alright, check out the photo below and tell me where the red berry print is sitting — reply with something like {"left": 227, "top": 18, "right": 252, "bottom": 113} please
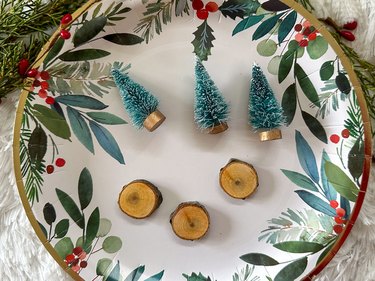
{"left": 45, "top": 96, "right": 55, "bottom": 105}
{"left": 61, "top": 14, "right": 73, "bottom": 25}
{"left": 33, "top": 79, "right": 41, "bottom": 87}
{"left": 334, "top": 216, "right": 344, "bottom": 224}
{"left": 55, "top": 157, "right": 66, "bottom": 167}
{"left": 302, "top": 20, "right": 311, "bottom": 28}
{"left": 65, "top": 254, "right": 75, "bottom": 264}
{"left": 333, "top": 224, "right": 343, "bottom": 234}
{"left": 192, "top": 0, "right": 204, "bottom": 10}
{"left": 308, "top": 32, "right": 317, "bottom": 41}
{"left": 294, "top": 23, "right": 303, "bottom": 32}
{"left": 329, "top": 200, "right": 339, "bottom": 209}
{"left": 205, "top": 1, "right": 219, "bottom": 12}
{"left": 343, "top": 21, "right": 358, "bottom": 30}
{"left": 78, "top": 251, "right": 87, "bottom": 260}
{"left": 71, "top": 265, "right": 80, "bottom": 272}
{"left": 196, "top": 8, "right": 209, "bottom": 20}
{"left": 336, "top": 207, "right": 346, "bottom": 217}
{"left": 339, "top": 30, "right": 355, "bottom": 41}
{"left": 330, "top": 134, "right": 340, "bottom": 144}
{"left": 40, "top": 71, "right": 50, "bottom": 81}
{"left": 299, "top": 39, "right": 309, "bottom": 47}
{"left": 295, "top": 33, "right": 304, "bottom": 42}
{"left": 60, "top": 29, "right": 71, "bottom": 40}
{"left": 80, "top": 261, "right": 88, "bottom": 268}
{"left": 38, "top": 89, "right": 48, "bottom": 98}
{"left": 341, "top": 128, "right": 350, "bottom": 138}
{"left": 73, "top": 246, "right": 83, "bottom": 255}
{"left": 18, "top": 59, "right": 30, "bottom": 76}
{"left": 302, "top": 27, "right": 312, "bottom": 36}
{"left": 40, "top": 81, "right": 49, "bottom": 90}
{"left": 27, "top": 68, "right": 39, "bottom": 78}
{"left": 46, "top": 165, "right": 54, "bottom": 174}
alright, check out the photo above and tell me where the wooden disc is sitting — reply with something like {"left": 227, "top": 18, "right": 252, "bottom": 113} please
{"left": 118, "top": 180, "right": 162, "bottom": 219}
{"left": 170, "top": 202, "right": 210, "bottom": 240}
{"left": 143, "top": 110, "right": 166, "bottom": 132}
{"left": 259, "top": 128, "right": 282, "bottom": 141}
{"left": 219, "top": 159, "right": 259, "bottom": 199}
{"left": 208, "top": 122, "right": 228, "bottom": 134}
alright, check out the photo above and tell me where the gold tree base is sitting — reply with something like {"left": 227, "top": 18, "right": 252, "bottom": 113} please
{"left": 208, "top": 122, "right": 228, "bottom": 134}
{"left": 143, "top": 110, "right": 166, "bottom": 132}
{"left": 259, "top": 128, "right": 282, "bottom": 141}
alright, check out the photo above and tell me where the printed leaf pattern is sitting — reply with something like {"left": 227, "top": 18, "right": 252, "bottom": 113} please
{"left": 219, "top": 0, "right": 260, "bottom": 20}
{"left": 192, "top": 20, "right": 215, "bottom": 61}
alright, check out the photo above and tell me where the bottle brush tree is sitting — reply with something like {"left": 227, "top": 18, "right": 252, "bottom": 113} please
{"left": 194, "top": 59, "right": 229, "bottom": 134}
{"left": 111, "top": 67, "right": 165, "bottom": 132}
{"left": 249, "top": 63, "right": 285, "bottom": 141}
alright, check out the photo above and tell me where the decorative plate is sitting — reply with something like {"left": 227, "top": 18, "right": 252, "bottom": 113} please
{"left": 13, "top": 0, "right": 372, "bottom": 280}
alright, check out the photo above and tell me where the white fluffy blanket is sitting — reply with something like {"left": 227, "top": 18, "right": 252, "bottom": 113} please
{"left": 1, "top": 1, "right": 375, "bottom": 280}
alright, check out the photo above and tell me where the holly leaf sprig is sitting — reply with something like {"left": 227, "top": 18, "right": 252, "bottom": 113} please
{"left": 191, "top": 20, "right": 215, "bottom": 61}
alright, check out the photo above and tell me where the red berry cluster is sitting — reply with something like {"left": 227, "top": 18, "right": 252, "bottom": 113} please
{"left": 28, "top": 68, "right": 56, "bottom": 105}
{"left": 192, "top": 0, "right": 219, "bottom": 20}
{"left": 294, "top": 20, "right": 318, "bottom": 47}
{"left": 46, "top": 158, "right": 66, "bottom": 174}
{"left": 338, "top": 21, "right": 357, "bottom": 42}
{"left": 329, "top": 128, "right": 350, "bottom": 144}
{"left": 60, "top": 14, "right": 73, "bottom": 40}
{"left": 64, "top": 246, "right": 88, "bottom": 272}
{"left": 329, "top": 200, "right": 346, "bottom": 234}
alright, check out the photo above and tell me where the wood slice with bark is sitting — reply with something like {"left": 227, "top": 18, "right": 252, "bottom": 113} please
{"left": 219, "top": 159, "right": 259, "bottom": 199}
{"left": 170, "top": 201, "right": 210, "bottom": 240}
{"left": 118, "top": 180, "right": 162, "bottom": 219}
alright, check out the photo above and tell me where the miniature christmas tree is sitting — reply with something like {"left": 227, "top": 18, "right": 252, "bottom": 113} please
{"left": 249, "top": 63, "right": 285, "bottom": 141}
{"left": 194, "top": 59, "right": 229, "bottom": 134}
{"left": 111, "top": 68, "right": 165, "bottom": 132}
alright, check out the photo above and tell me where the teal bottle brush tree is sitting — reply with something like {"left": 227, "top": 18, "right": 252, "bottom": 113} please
{"left": 249, "top": 63, "right": 285, "bottom": 141}
{"left": 111, "top": 67, "right": 165, "bottom": 132}
{"left": 194, "top": 59, "right": 229, "bottom": 134}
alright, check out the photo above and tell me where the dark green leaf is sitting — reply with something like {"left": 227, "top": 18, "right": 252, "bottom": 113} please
{"left": 103, "top": 33, "right": 144, "bottom": 45}
{"left": 106, "top": 261, "right": 120, "bottom": 281}
{"left": 182, "top": 272, "right": 211, "bottom": 281}
{"left": 56, "top": 188, "right": 84, "bottom": 229}
{"left": 278, "top": 49, "right": 295, "bottom": 83}
{"left": 261, "top": 0, "right": 290, "bottom": 11}
{"left": 144, "top": 271, "right": 164, "bottom": 281}
{"left": 306, "top": 36, "right": 328, "bottom": 60}
{"left": 78, "top": 167, "right": 93, "bottom": 210}
{"left": 274, "top": 257, "right": 307, "bottom": 281}
{"left": 295, "top": 130, "right": 319, "bottom": 184}
{"left": 278, "top": 11, "right": 297, "bottom": 44}
{"left": 33, "top": 104, "right": 71, "bottom": 140}
{"left": 124, "top": 265, "right": 145, "bottom": 281}
{"left": 43, "top": 203, "right": 56, "bottom": 225}
{"left": 54, "top": 237, "right": 74, "bottom": 259}
{"left": 85, "top": 207, "right": 100, "bottom": 248}
{"left": 301, "top": 111, "right": 328, "bottom": 143}
{"left": 55, "top": 219, "right": 69, "bottom": 238}
{"left": 281, "top": 169, "right": 319, "bottom": 192}
{"left": 348, "top": 137, "right": 364, "bottom": 181}
{"left": 336, "top": 73, "right": 351, "bottom": 94}
{"left": 44, "top": 38, "right": 64, "bottom": 68}
{"left": 324, "top": 161, "right": 359, "bottom": 202}
{"left": 317, "top": 241, "right": 335, "bottom": 265}
{"left": 295, "top": 190, "right": 336, "bottom": 216}
{"left": 59, "top": 49, "right": 111, "bottom": 61}
{"left": 55, "top": 95, "right": 108, "bottom": 110}
{"left": 240, "top": 253, "right": 279, "bottom": 266}
{"left": 232, "top": 15, "right": 264, "bottom": 36}
{"left": 320, "top": 61, "right": 334, "bottom": 81}
{"left": 252, "top": 13, "right": 284, "bottom": 41}
{"left": 295, "top": 63, "right": 320, "bottom": 107}
{"left": 89, "top": 121, "right": 125, "bottom": 164}
{"left": 87, "top": 112, "right": 127, "bottom": 125}
{"left": 67, "top": 107, "right": 94, "bottom": 153}
{"left": 73, "top": 16, "right": 107, "bottom": 47}
{"left": 192, "top": 20, "right": 215, "bottom": 61}
{"left": 274, "top": 241, "right": 324, "bottom": 253}
{"left": 321, "top": 150, "right": 337, "bottom": 201}
{"left": 92, "top": 3, "right": 103, "bottom": 18}
{"left": 340, "top": 196, "right": 351, "bottom": 220}
{"left": 219, "top": 0, "right": 260, "bottom": 20}
{"left": 28, "top": 126, "right": 47, "bottom": 163}
{"left": 281, "top": 83, "right": 297, "bottom": 125}
{"left": 38, "top": 222, "right": 48, "bottom": 239}
{"left": 118, "top": 7, "right": 132, "bottom": 14}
